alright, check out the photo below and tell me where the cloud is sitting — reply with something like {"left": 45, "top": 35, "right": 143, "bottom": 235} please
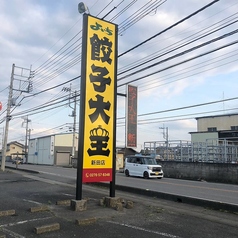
{"left": 0, "top": 0, "right": 238, "bottom": 150}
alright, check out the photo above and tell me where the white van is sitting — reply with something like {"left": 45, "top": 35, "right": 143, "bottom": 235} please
{"left": 124, "top": 155, "right": 163, "bottom": 179}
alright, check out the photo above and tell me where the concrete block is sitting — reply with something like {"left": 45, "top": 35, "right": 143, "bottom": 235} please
{"left": 99, "top": 197, "right": 105, "bottom": 206}
{"left": 104, "top": 197, "right": 122, "bottom": 208}
{"left": 115, "top": 202, "right": 124, "bottom": 211}
{"left": 29, "top": 206, "right": 49, "bottom": 213}
{"left": 56, "top": 200, "right": 71, "bottom": 206}
{"left": 126, "top": 201, "right": 134, "bottom": 209}
{"left": 34, "top": 223, "right": 60, "bottom": 234}
{"left": 71, "top": 199, "right": 87, "bottom": 211}
{"left": 75, "top": 217, "right": 97, "bottom": 225}
{"left": 0, "top": 209, "right": 15, "bottom": 217}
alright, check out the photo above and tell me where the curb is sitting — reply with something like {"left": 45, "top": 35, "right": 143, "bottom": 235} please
{"left": 29, "top": 206, "right": 49, "bottom": 213}
{"left": 6, "top": 166, "right": 39, "bottom": 174}
{"left": 75, "top": 217, "right": 97, "bottom": 225}
{"left": 34, "top": 223, "right": 60, "bottom": 234}
{"left": 0, "top": 210, "right": 15, "bottom": 217}
{"left": 56, "top": 200, "right": 71, "bottom": 206}
{"left": 91, "top": 182, "right": 238, "bottom": 213}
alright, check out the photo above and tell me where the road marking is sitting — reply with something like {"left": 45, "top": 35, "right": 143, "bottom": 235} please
{"left": 61, "top": 193, "right": 74, "bottom": 197}
{"left": 22, "top": 199, "right": 42, "bottom": 205}
{"left": 38, "top": 170, "right": 75, "bottom": 179}
{"left": 155, "top": 180, "right": 238, "bottom": 193}
{"left": 23, "top": 174, "right": 75, "bottom": 187}
{"left": 0, "top": 217, "right": 52, "bottom": 228}
{"left": 108, "top": 221, "right": 181, "bottom": 238}
{"left": 0, "top": 217, "right": 53, "bottom": 237}
{"left": 0, "top": 218, "right": 53, "bottom": 238}
{"left": 1, "top": 227, "right": 25, "bottom": 238}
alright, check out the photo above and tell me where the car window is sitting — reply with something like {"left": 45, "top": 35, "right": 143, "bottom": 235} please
{"left": 127, "top": 157, "right": 157, "bottom": 165}
{"left": 126, "top": 157, "right": 132, "bottom": 163}
{"left": 143, "top": 157, "right": 157, "bottom": 165}
{"left": 136, "top": 157, "right": 142, "bottom": 164}
{"left": 131, "top": 157, "right": 137, "bottom": 163}
{"left": 126, "top": 157, "right": 136, "bottom": 163}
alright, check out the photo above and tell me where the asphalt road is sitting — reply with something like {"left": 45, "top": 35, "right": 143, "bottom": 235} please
{"left": 1, "top": 169, "right": 238, "bottom": 238}
{"left": 5, "top": 162, "right": 238, "bottom": 206}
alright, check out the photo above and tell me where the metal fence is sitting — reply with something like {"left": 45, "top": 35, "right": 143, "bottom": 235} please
{"left": 143, "top": 139, "right": 238, "bottom": 163}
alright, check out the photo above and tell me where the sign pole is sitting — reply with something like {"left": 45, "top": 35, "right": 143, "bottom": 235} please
{"left": 76, "top": 14, "right": 88, "bottom": 200}
{"left": 110, "top": 24, "right": 118, "bottom": 197}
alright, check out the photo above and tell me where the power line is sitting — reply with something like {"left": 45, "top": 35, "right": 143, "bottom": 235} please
{"left": 118, "top": 28, "right": 238, "bottom": 82}
{"left": 118, "top": 0, "right": 220, "bottom": 57}
{"left": 25, "top": 75, "right": 80, "bottom": 99}
{"left": 138, "top": 96, "right": 238, "bottom": 117}
{"left": 30, "top": 0, "right": 219, "bottom": 92}
{"left": 11, "top": 93, "right": 79, "bottom": 118}
{"left": 118, "top": 0, "right": 167, "bottom": 35}
{"left": 2, "top": 0, "right": 236, "bottom": 134}
{"left": 137, "top": 50, "right": 238, "bottom": 92}
{"left": 20, "top": 0, "right": 231, "bottom": 105}
{"left": 21, "top": 0, "right": 221, "bottom": 101}
{"left": 118, "top": 39, "right": 238, "bottom": 88}
{"left": 118, "top": 16, "right": 238, "bottom": 76}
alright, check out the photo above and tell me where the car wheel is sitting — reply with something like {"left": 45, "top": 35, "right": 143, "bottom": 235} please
{"left": 143, "top": 171, "right": 149, "bottom": 179}
{"left": 125, "top": 169, "right": 130, "bottom": 177}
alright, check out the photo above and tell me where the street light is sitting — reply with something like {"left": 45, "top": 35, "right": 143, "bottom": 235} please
{"left": 78, "top": 2, "right": 89, "bottom": 14}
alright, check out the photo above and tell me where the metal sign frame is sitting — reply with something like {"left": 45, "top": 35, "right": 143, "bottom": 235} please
{"left": 76, "top": 14, "right": 118, "bottom": 199}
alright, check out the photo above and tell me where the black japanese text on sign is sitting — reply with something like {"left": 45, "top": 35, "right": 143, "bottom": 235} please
{"left": 82, "top": 15, "right": 117, "bottom": 182}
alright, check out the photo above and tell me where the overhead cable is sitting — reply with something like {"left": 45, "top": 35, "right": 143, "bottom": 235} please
{"left": 118, "top": 0, "right": 220, "bottom": 57}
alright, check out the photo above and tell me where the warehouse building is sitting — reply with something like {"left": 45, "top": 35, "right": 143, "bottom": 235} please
{"left": 190, "top": 113, "right": 238, "bottom": 143}
{"left": 28, "top": 133, "right": 78, "bottom": 166}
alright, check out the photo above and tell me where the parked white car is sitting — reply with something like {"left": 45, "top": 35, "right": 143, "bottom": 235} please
{"left": 124, "top": 155, "right": 163, "bottom": 179}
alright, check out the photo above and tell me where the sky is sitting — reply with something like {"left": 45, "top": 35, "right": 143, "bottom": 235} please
{"left": 0, "top": 0, "right": 238, "bottom": 151}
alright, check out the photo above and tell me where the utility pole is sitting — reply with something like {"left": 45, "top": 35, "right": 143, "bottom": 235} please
{"left": 22, "top": 116, "right": 31, "bottom": 163}
{"left": 159, "top": 125, "right": 169, "bottom": 160}
{"left": 71, "top": 91, "right": 77, "bottom": 160}
{"left": 0, "top": 127, "right": 4, "bottom": 150}
{"left": 1, "top": 64, "right": 14, "bottom": 171}
{"left": 62, "top": 86, "right": 78, "bottom": 163}
{"left": 1, "top": 64, "right": 34, "bottom": 171}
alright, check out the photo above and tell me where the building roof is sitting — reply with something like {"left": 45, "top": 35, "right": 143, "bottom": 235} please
{"left": 189, "top": 130, "right": 238, "bottom": 136}
{"left": 29, "top": 132, "right": 78, "bottom": 140}
{"left": 195, "top": 113, "right": 238, "bottom": 120}
{"left": 189, "top": 131, "right": 217, "bottom": 134}
{"left": 116, "top": 147, "right": 139, "bottom": 154}
{"left": 7, "top": 141, "right": 24, "bottom": 148}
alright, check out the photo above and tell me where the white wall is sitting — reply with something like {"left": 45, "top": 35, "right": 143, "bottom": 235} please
{"left": 28, "top": 136, "right": 54, "bottom": 165}
{"left": 191, "top": 132, "right": 218, "bottom": 143}
{"left": 54, "top": 133, "right": 78, "bottom": 150}
{"left": 28, "top": 133, "right": 78, "bottom": 165}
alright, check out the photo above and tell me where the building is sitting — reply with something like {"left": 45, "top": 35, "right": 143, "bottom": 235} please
{"left": 28, "top": 133, "right": 78, "bottom": 166}
{"left": 0, "top": 141, "right": 24, "bottom": 161}
{"left": 190, "top": 113, "right": 238, "bottom": 143}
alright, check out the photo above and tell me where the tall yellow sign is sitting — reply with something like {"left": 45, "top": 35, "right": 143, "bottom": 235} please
{"left": 79, "top": 14, "right": 117, "bottom": 183}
